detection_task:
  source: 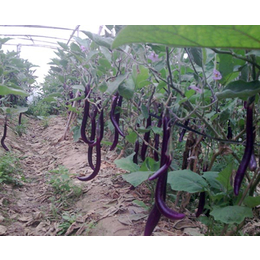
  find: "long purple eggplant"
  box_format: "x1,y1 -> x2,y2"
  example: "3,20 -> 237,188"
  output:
196,192 -> 205,218
154,118 -> 162,161
140,115 -> 152,161
249,152 -> 257,171
155,172 -> 186,221
110,93 -> 125,138
144,204 -> 161,236
88,106 -> 98,170
148,155 -> 172,180
227,120 -> 233,140
1,119 -> 9,152
80,84 -> 96,146
179,119 -> 189,142
109,94 -> 124,151
77,109 -> 104,182
144,115 -> 185,235
234,105 -> 254,195
133,140 -> 139,164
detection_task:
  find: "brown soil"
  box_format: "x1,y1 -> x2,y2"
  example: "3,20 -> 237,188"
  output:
0,114 -> 205,236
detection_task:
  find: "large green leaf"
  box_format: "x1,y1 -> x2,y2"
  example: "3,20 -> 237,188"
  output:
114,153 -> 140,173
106,73 -> 129,94
243,196 -> 260,208
11,106 -> 28,115
167,170 -> 209,193
0,85 -> 29,97
215,163 -> 233,191
132,65 -> 150,89
122,171 -> 153,187
216,80 -> 260,100
118,77 -> 135,100
210,206 -> 253,224
112,25 -> 260,50
202,171 -> 224,192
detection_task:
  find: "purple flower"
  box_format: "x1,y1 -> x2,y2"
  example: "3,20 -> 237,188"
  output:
147,52 -> 160,62
80,45 -> 87,52
188,85 -> 202,94
213,69 -> 222,80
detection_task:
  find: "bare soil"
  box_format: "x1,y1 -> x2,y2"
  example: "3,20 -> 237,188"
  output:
0,115 -> 205,236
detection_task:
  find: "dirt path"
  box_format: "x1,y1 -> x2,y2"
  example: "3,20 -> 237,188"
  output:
0,115 -> 203,236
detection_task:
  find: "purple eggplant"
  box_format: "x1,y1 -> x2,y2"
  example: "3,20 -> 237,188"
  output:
80,84 -> 96,146
144,204 -> 161,236
144,115 -> 185,235
234,105 -> 254,196
227,120 -> 233,140
154,118 -> 162,161
88,107 -> 98,170
179,119 -> 190,142
155,172 -> 186,221
148,155 -> 172,180
77,110 -> 104,182
140,115 -> 152,161
249,152 -> 257,171
18,113 -> 22,125
133,140 -> 139,164
1,119 -> 9,152
110,93 -> 125,138
196,192 -> 205,218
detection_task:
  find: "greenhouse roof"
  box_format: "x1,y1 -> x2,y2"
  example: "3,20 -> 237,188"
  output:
0,25 -> 101,51
0,25 -> 102,83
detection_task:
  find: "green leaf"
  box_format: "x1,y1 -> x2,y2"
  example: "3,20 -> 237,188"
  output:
185,89 -> 196,98
210,206 -> 253,224
98,82 -> 108,93
0,85 -> 29,97
151,126 -> 163,135
216,80 -> 260,100
167,170 -> 209,193
71,85 -> 85,91
243,196 -> 260,208
70,42 -> 81,53
141,104 -> 149,119
11,106 -> 28,115
100,46 -> 112,62
118,77 -> 135,100
122,171 -> 153,187
132,200 -> 150,210
112,25 -> 260,50
125,130 -> 137,144
140,157 -> 160,172
42,92 -> 63,102
82,31 -> 113,49
57,41 -> 69,50
114,153 -> 140,172
202,171 -> 224,192
132,65 -> 150,89
99,58 -> 111,70
188,47 -> 202,67
215,163 -> 233,191
218,54 -> 241,85
71,125 -> 81,142
106,73 -> 129,94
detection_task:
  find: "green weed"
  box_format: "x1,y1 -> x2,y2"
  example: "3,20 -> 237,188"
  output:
0,153 -> 24,187
47,165 -> 82,204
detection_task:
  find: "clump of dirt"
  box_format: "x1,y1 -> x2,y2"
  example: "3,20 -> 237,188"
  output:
0,114 -> 203,236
